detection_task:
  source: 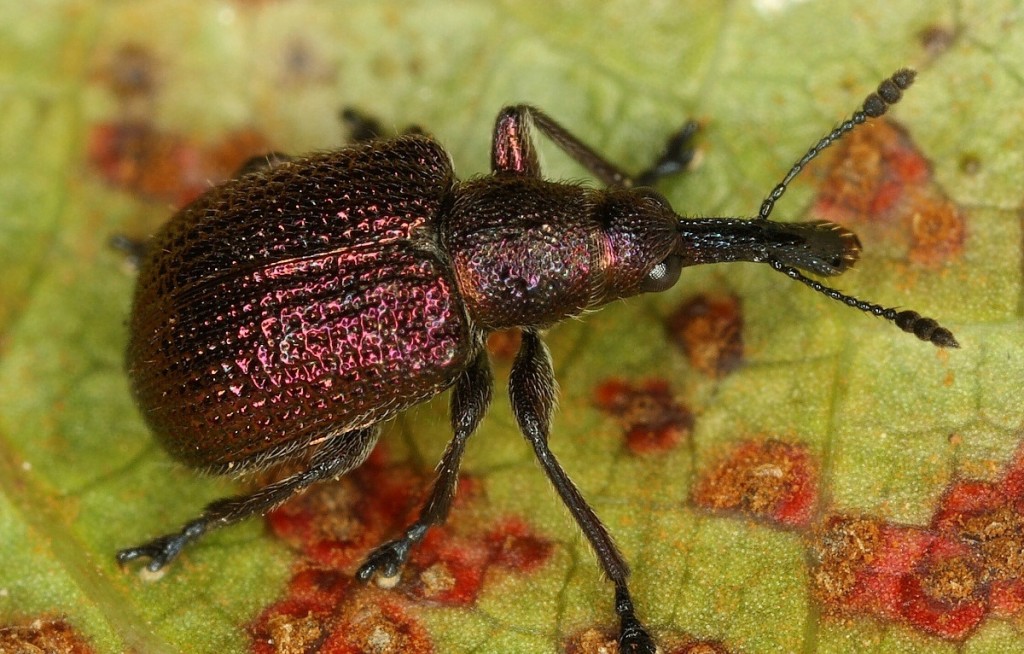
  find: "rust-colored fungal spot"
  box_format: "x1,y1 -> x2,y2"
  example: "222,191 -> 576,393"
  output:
89,41 -> 271,205
665,294 -> 743,378
254,444 -> 552,650
918,552 -> 979,606
250,572 -> 434,654
809,442 -> 1024,640
593,378 -> 693,455
94,43 -> 160,105
486,516 -> 555,572
564,628 -> 733,654
248,567 -> 351,653
408,529 -> 490,605
87,122 -> 271,205
0,617 -> 96,654
671,641 -> 732,654
406,517 -> 554,605
486,328 -> 522,362
908,193 -> 966,267
564,627 -> 617,654
262,611 -> 324,654
266,446 -> 454,570
812,119 -> 966,268
810,515 -> 988,640
327,595 -> 433,654
692,439 -> 818,527
931,443 -> 1024,616
809,515 -> 883,603
918,24 -> 957,58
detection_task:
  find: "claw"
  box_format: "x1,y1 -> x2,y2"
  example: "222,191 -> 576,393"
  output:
117,520 -> 207,572
618,619 -> 657,654
356,538 -> 412,585
615,587 -> 657,653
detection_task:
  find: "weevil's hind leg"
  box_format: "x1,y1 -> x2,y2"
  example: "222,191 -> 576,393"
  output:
494,104 -> 697,192
341,107 -> 425,143
510,330 -> 655,654
117,426 -> 380,572
109,234 -> 150,268
110,150 -> 293,265
234,151 -> 293,177
358,348 -> 493,583
341,107 -> 386,142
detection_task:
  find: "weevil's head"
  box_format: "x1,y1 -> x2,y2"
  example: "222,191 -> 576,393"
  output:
593,187 -> 688,301
594,186 -> 865,303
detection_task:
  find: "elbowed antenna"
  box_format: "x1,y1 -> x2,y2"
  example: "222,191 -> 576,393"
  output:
691,68 -> 958,348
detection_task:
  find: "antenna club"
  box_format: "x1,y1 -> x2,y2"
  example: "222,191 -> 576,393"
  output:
891,68 -> 916,89
893,310 -> 960,348
863,68 -> 917,118
770,261 -> 958,349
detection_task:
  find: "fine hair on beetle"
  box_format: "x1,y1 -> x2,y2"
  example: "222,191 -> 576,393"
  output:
116,68 -> 956,654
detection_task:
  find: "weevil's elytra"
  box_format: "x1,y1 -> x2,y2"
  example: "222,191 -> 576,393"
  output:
118,69 -> 956,653
129,138 -> 470,470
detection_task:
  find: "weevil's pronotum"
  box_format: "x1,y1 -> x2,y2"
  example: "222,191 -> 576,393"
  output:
118,69 -> 956,652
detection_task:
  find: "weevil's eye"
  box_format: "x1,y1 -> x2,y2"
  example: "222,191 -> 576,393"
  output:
639,255 -> 683,293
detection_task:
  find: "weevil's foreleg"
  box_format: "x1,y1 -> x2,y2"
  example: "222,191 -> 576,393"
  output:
117,426 -> 380,572
510,330 -> 655,654
357,348 -> 493,583
635,119 -> 699,187
492,104 -> 696,190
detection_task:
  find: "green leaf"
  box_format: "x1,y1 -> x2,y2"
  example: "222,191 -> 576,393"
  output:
2,1 -> 1022,653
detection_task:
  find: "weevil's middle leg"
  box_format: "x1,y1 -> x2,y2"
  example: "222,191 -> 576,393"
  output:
357,348 -> 493,583
492,104 -> 697,190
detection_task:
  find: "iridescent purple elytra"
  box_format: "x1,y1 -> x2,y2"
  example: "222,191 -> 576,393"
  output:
129,138 -> 470,470
119,70 -> 955,654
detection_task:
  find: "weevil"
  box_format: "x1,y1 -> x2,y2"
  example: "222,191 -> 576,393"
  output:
118,69 -> 956,652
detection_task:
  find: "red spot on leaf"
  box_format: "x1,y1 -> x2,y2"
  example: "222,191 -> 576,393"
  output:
250,573 -> 432,654
811,517 -> 987,639
486,517 -> 554,572
900,544 -> 987,640
665,294 -> 743,378
812,119 -> 966,268
408,528 -> 490,605
811,442 -> 1024,641
94,42 -> 160,104
87,121 -> 271,205
320,594 -> 433,654
564,628 -> 734,654
593,378 -> 693,455
692,439 -> 818,527
406,517 -> 554,605
0,617 -> 96,654
486,328 -> 521,361
253,444 -> 552,650
918,24 -> 958,59
564,628 -> 617,654
670,641 -> 733,654
266,445 -> 443,570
